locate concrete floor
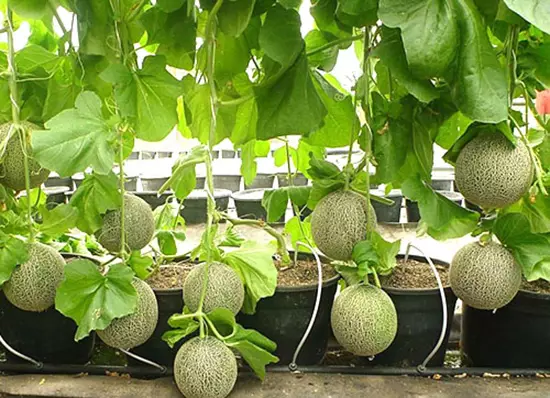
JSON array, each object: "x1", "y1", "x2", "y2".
[{"x1": 2, "y1": 373, "x2": 550, "y2": 398}]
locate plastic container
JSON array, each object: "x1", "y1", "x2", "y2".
[
  {"x1": 461, "y1": 289, "x2": 550, "y2": 368},
  {"x1": 73, "y1": 173, "x2": 138, "y2": 191},
  {"x1": 44, "y1": 172, "x2": 73, "y2": 189},
  {"x1": 44, "y1": 186, "x2": 70, "y2": 207},
  {"x1": 141, "y1": 176, "x2": 169, "y2": 192},
  {"x1": 245, "y1": 173, "x2": 275, "y2": 190},
  {"x1": 180, "y1": 189, "x2": 231, "y2": 224},
  {"x1": 406, "y1": 191, "x2": 463, "y2": 223},
  {"x1": 212, "y1": 175, "x2": 241, "y2": 192},
  {"x1": 134, "y1": 192, "x2": 172, "y2": 210},
  {"x1": 232, "y1": 189, "x2": 285, "y2": 223},
  {"x1": 370, "y1": 189, "x2": 403, "y2": 223},
  {"x1": 238, "y1": 252, "x2": 339, "y2": 365},
  {"x1": 277, "y1": 173, "x2": 308, "y2": 187}
]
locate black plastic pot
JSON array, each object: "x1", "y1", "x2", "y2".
[
  {"x1": 213, "y1": 174, "x2": 241, "y2": 192},
  {"x1": 0, "y1": 254, "x2": 96, "y2": 365},
  {"x1": 461, "y1": 288, "x2": 550, "y2": 368},
  {"x1": 44, "y1": 186, "x2": 70, "y2": 206},
  {"x1": 73, "y1": 173, "x2": 138, "y2": 191},
  {"x1": 141, "y1": 176, "x2": 169, "y2": 192},
  {"x1": 363, "y1": 254, "x2": 457, "y2": 367},
  {"x1": 406, "y1": 191, "x2": 463, "y2": 223},
  {"x1": 245, "y1": 173, "x2": 275, "y2": 190},
  {"x1": 132, "y1": 267, "x2": 189, "y2": 366},
  {"x1": 180, "y1": 189, "x2": 231, "y2": 224},
  {"x1": 221, "y1": 149, "x2": 236, "y2": 159},
  {"x1": 431, "y1": 175, "x2": 454, "y2": 191},
  {"x1": 277, "y1": 173, "x2": 308, "y2": 187},
  {"x1": 238, "y1": 253, "x2": 340, "y2": 365},
  {"x1": 157, "y1": 152, "x2": 172, "y2": 159},
  {"x1": 232, "y1": 189, "x2": 285, "y2": 223},
  {"x1": 44, "y1": 173, "x2": 73, "y2": 189},
  {"x1": 141, "y1": 151, "x2": 156, "y2": 160},
  {"x1": 134, "y1": 192, "x2": 172, "y2": 209},
  {"x1": 370, "y1": 189, "x2": 403, "y2": 223}
]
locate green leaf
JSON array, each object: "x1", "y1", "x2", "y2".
[
  {"x1": 15, "y1": 44, "x2": 59, "y2": 73},
  {"x1": 219, "y1": 0, "x2": 256, "y2": 37},
  {"x1": 310, "y1": 0, "x2": 353, "y2": 41},
  {"x1": 9, "y1": 0, "x2": 48, "y2": 18},
  {"x1": 261, "y1": 189, "x2": 288, "y2": 223},
  {"x1": 378, "y1": 0, "x2": 458, "y2": 78},
  {"x1": 43, "y1": 56, "x2": 83, "y2": 121},
  {"x1": 226, "y1": 334, "x2": 278, "y2": 380},
  {"x1": 306, "y1": 71, "x2": 359, "y2": 147},
  {"x1": 305, "y1": 30, "x2": 339, "y2": 71},
  {"x1": 154, "y1": 201, "x2": 186, "y2": 231},
  {"x1": 55, "y1": 261, "x2": 138, "y2": 341},
  {"x1": 0, "y1": 235, "x2": 28, "y2": 286},
  {"x1": 412, "y1": 117, "x2": 434, "y2": 182},
  {"x1": 435, "y1": 111, "x2": 473, "y2": 149},
  {"x1": 157, "y1": 230, "x2": 177, "y2": 256},
  {"x1": 503, "y1": 0, "x2": 550, "y2": 35},
  {"x1": 494, "y1": 213, "x2": 550, "y2": 281},
  {"x1": 351, "y1": 233, "x2": 400, "y2": 278},
  {"x1": 259, "y1": 4, "x2": 303, "y2": 67},
  {"x1": 39, "y1": 204, "x2": 78, "y2": 237},
  {"x1": 336, "y1": 0, "x2": 378, "y2": 27},
  {"x1": 505, "y1": 192, "x2": 550, "y2": 234},
  {"x1": 163, "y1": 309, "x2": 200, "y2": 348},
  {"x1": 255, "y1": 53, "x2": 327, "y2": 140},
  {"x1": 284, "y1": 216, "x2": 314, "y2": 252},
  {"x1": 449, "y1": 0, "x2": 508, "y2": 123},
  {"x1": 307, "y1": 154, "x2": 342, "y2": 180},
  {"x1": 307, "y1": 179, "x2": 345, "y2": 209},
  {"x1": 231, "y1": 98, "x2": 258, "y2": 145},
  {"x1": 32, "y1": 91, "x2": 116, "y2": 176},
  {"x1": 101, "y1": 56, "x2": 183, "y2": 141},
  {"x1": 239, "y1": 140, "x2": 258, "y2": 186},
  {"x1": 222, "y1": 241, "x2": 278, "y2": 314},
  {"x1": 401, "y1": 174, "x2": 479, "y2": 240},
  {"x1": 372, "y1": 28, "x2": 439, "y2": 103},
  {"x1": 69, "y1": 172, "x2": 122, "y2": 234},
  {"x1": 159, "y1": 146, "x2": 207, "y2": 199},
  {"x1": 128, "y1": 251, "x2": 155, "y2": 280},
  {"x1": 156, "y1": 0, "x2": 185, "y2": 12}
]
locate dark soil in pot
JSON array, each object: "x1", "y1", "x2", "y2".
[
  {"x1": 245, "y1": 173, "x2": 275, "y2": 189},
  {"x1": 134, "y1": 191, "x2": 172, "y2": 209},
  {"x1": 461, "y1": 279, "x2": 550, "y2": 368},
  {"x1": 238, "y1": 253, "x2": 339, "y2": 365},
  {"x1": 354, "y1": 255, "x2": 456, "y2": 367},
  {"x1": 132, "y1": 264, "x2": 194, "y2": 366},
  {"x1": 181, "y1": 189, "x2": 231, "y2": 224},
  {"x1": 232, "y1": 189, "x2": 285, "y2": 223},
  {"x1": 213, "y1": 174, "x2": 241, "y2": 192},
  {"x1": 406, "y1": 191, "x2": 463, "y2": 223},
  {"x1": 278, "y1": 173, "x2": 308, "y2": 187},
  {"x1": 0, "y1": 255, "x2": 96, "y2": 365},
  {"x1": 371, "y1": 189, "x2": 403, "y2": 223}
]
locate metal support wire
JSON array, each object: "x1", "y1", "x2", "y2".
[
  {"x1": 0, "y1": 333, "x2": 42, "y2": 368},
  {"x1": 404, "y1": 243, "x2": 448, "y2": 371},
  {"x1": 119, "y1": 349, "x2": 167, "y2": 373},
  {"x1": 289, "y1": 242, "x2": 323, "y2": 372}
]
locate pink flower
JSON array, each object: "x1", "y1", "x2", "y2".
[{"x1": 536, "y1": 90, "x2": 550, "y2": 115}]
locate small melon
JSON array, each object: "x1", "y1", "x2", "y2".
[
  {"x1": 3, "y1": 242, "x2": 64, "y2": 312},
  {"x1": 0, "y1": 121, "x2": 49, "y2": 191},
  {"x1": 455, "y1": 132, "x2": 533, "y2": 209},
  {"x1": 450, "y1": 241, "x2": 521, "y2": 310},
  {"x1": 331, "y1": 284, "x2": 397, "y2": 356},
  {"x1": 97, "y1": 278, "x2": 159, "y2": 349},
  {"x1": 97, "y1": 194, "x2": 155, "y2": 253},
  {"x1": 311, "y1": 190, "x2": 377, "y2": 261},
  {"x1": 174, "y1": 336, "x2": 237, "y2": 398},
  {"x1": 184, "y1": 262, "x2": 244, "y2": 315}
]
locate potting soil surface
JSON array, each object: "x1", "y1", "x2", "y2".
[
  {"x1": 380, "y1": 258, "x2": 449, "y2": 289},
  {"x1": 275, "y1": 258, "x2": 337, "y2": 287},
  {"x1": 145, "y1": 263, "x2": 194, "y2": 290},
  {"x1": 520, "y1": 279, "x2": 550, "y2": 295}
]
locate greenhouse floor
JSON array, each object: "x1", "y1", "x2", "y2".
[{"x1": 2, "y1": 373, "x2": 550, "y2": 397}]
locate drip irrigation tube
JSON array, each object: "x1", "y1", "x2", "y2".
[{"x1": 1, "y1": 362, "x2": 550, "y2": 378}]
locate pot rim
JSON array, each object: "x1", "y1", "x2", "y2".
[
  {"x1": 232, "y1": 188, "x2": 271, "y2": 201},
  {"x1": 517, "y1": 287, "x2": 550, "y2": 300}
]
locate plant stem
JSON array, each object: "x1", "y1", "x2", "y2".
[
  {"x1": 196, "y1": 0, "x2": 224, "y2": 337},
  {"x1": 506, "y1": 25, "x2": 520, "y2": 107},
  {"x1": 118, "y1": 131, "x2": 127, "y2": 262},
  {"x1": 361, "y1": 28, "x2": 373, "y2": 239},
  {"x1": 284, "y1": 140, "x2": 294, "y2": 186},
  {"x1": 306, "y1": 34, "x2": 363, "y2": 57},
  {"x1": 48, "y1": 0, "x2": 69, "y2": 55},
  {"x1": 372, "y1": 269, "x2": 381, "y2": 289}
]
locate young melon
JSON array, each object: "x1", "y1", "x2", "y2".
[
  {"x1": 3, "y1": 242, "x2": 64, "y2": 312},
  {"x1": 450, "y1": 241, "x2": 521, "y2": 310},
  {"x1": 0, "y1": 121, "x2": 49, "y2": 191},
  {"x1": 331, "y1": 284, "x2": 397, "y2": 356},
  {"x1": 97, "y1": 278, "x2": 158, "y2": 349},
  {"x1": 184, "y1": 262, "x2": 244, "y2": 315},
  {"x1": 455, "y1": 132, "x2": 533, "y2": 209},
  {"x1": 174, "y1": 336, "x2": 237, "y2": 398},
  {"x1": 311, "y1": 190, "x2": 377, "y2": 261},
  {"x1": 97, "y1": 194, "x2": 155, "y2": 253}
]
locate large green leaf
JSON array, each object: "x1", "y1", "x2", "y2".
[
  {"x1": 255, "y1": 53, "x2": 327, "y2": 140},
  {"x1": 219, "y1": 0, "x2": 256, "y2": 37},
  {"x1": 55, "y1": 261, "x2": 137, "y2": 341},
  {"x1": 32, "y1": 91, "x2": 116, "y2": 176},
  {"x1": 9, "y1": 0, "x2": 48, "y2": 18},
  {"x1": 0, "y1": 235, "x2": 28, "y2": 286},
  {"x1": 335, "y1": 0, "x2": 377, "y2": 27},
  {"x1": 372, "y1": 115, "x2": 412, "y2": 183},
  {"x1": 69, "y1": 172, "x2": 122, "y2": 234},
  {"x1": 262, "y1": 188, "x2": 289, "y2": 223},
  {"x1": 100, "y1": 56, "x2": 183, "y2": 142},
  {"x1": 505, "y1": 193, "x2": 550, "y2": 234},
  {"x1": 15, "y1": 44, "x2": 59, "y2": 73},
  {"x1": 222, "y1": 241, "x2": 277, "y2": 314},
  {"x1": 259, "y1": 4, "x2": 303, "y2": 67},
  {"x1": 372, "y1": 28, "x2": 439, "y2": 104},
  {"x1": 43, "y1": 56, "x2": 83, "y2": 122},
  {"x1": 402, "y1": 174, "x2": 479, "y2": 240},
  {"x1": 435, "y1": 111, "x2": 472, "y2": 149},
  {"x1": 39, "y1": 204, "x2": 79, "y2": 237},
  {"x1": 378, "y1": 0, "x2": 458, "y2": 78},
  {"x1": 305, "y1": 30, "x2": 339, "y2": 72},
  {"x1": 503, "y1": 0, "x2": 550, "y2": 34},
  {"x1": 494, "y1": 213, "x2": 550, "y2": 281},
  {"x1": 159, "y1": 146, "x2": 208, "y2": 199}
]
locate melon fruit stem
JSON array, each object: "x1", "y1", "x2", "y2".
[{"x1": 6, "y1": 8, "x2": 34, "y2": 242}]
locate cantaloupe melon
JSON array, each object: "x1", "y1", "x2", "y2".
[
  {"x1": 97, "y1": 278, "x2": 158, "y2": 349},
  {"x1": 455, "y1": 132, "x2": 533, "y2": 209},
  {"x1": 0, "y1": 121, "x2": 49, "y2": 191},
  {"x1": 97, "y1": 194, "x2": 155, "y2": 253},
  {"x1": 331, "y1": 284, "x2": 397, "y2": 356},
  {"x1": 184, "y1": 262, "x2": 244, "y2": 315},
  {"x1": 3, "y1": 242, "x2": 64, "y2": 312},
  {"x1": 174, "y1": 336, "x2": 237, "y2": 398},
  {"x1": 450, "y1": 241, "x2": 521, "y2": 310},
  {"x1": 311, "y1": 190, "x2": 377, "y2": 261}
]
